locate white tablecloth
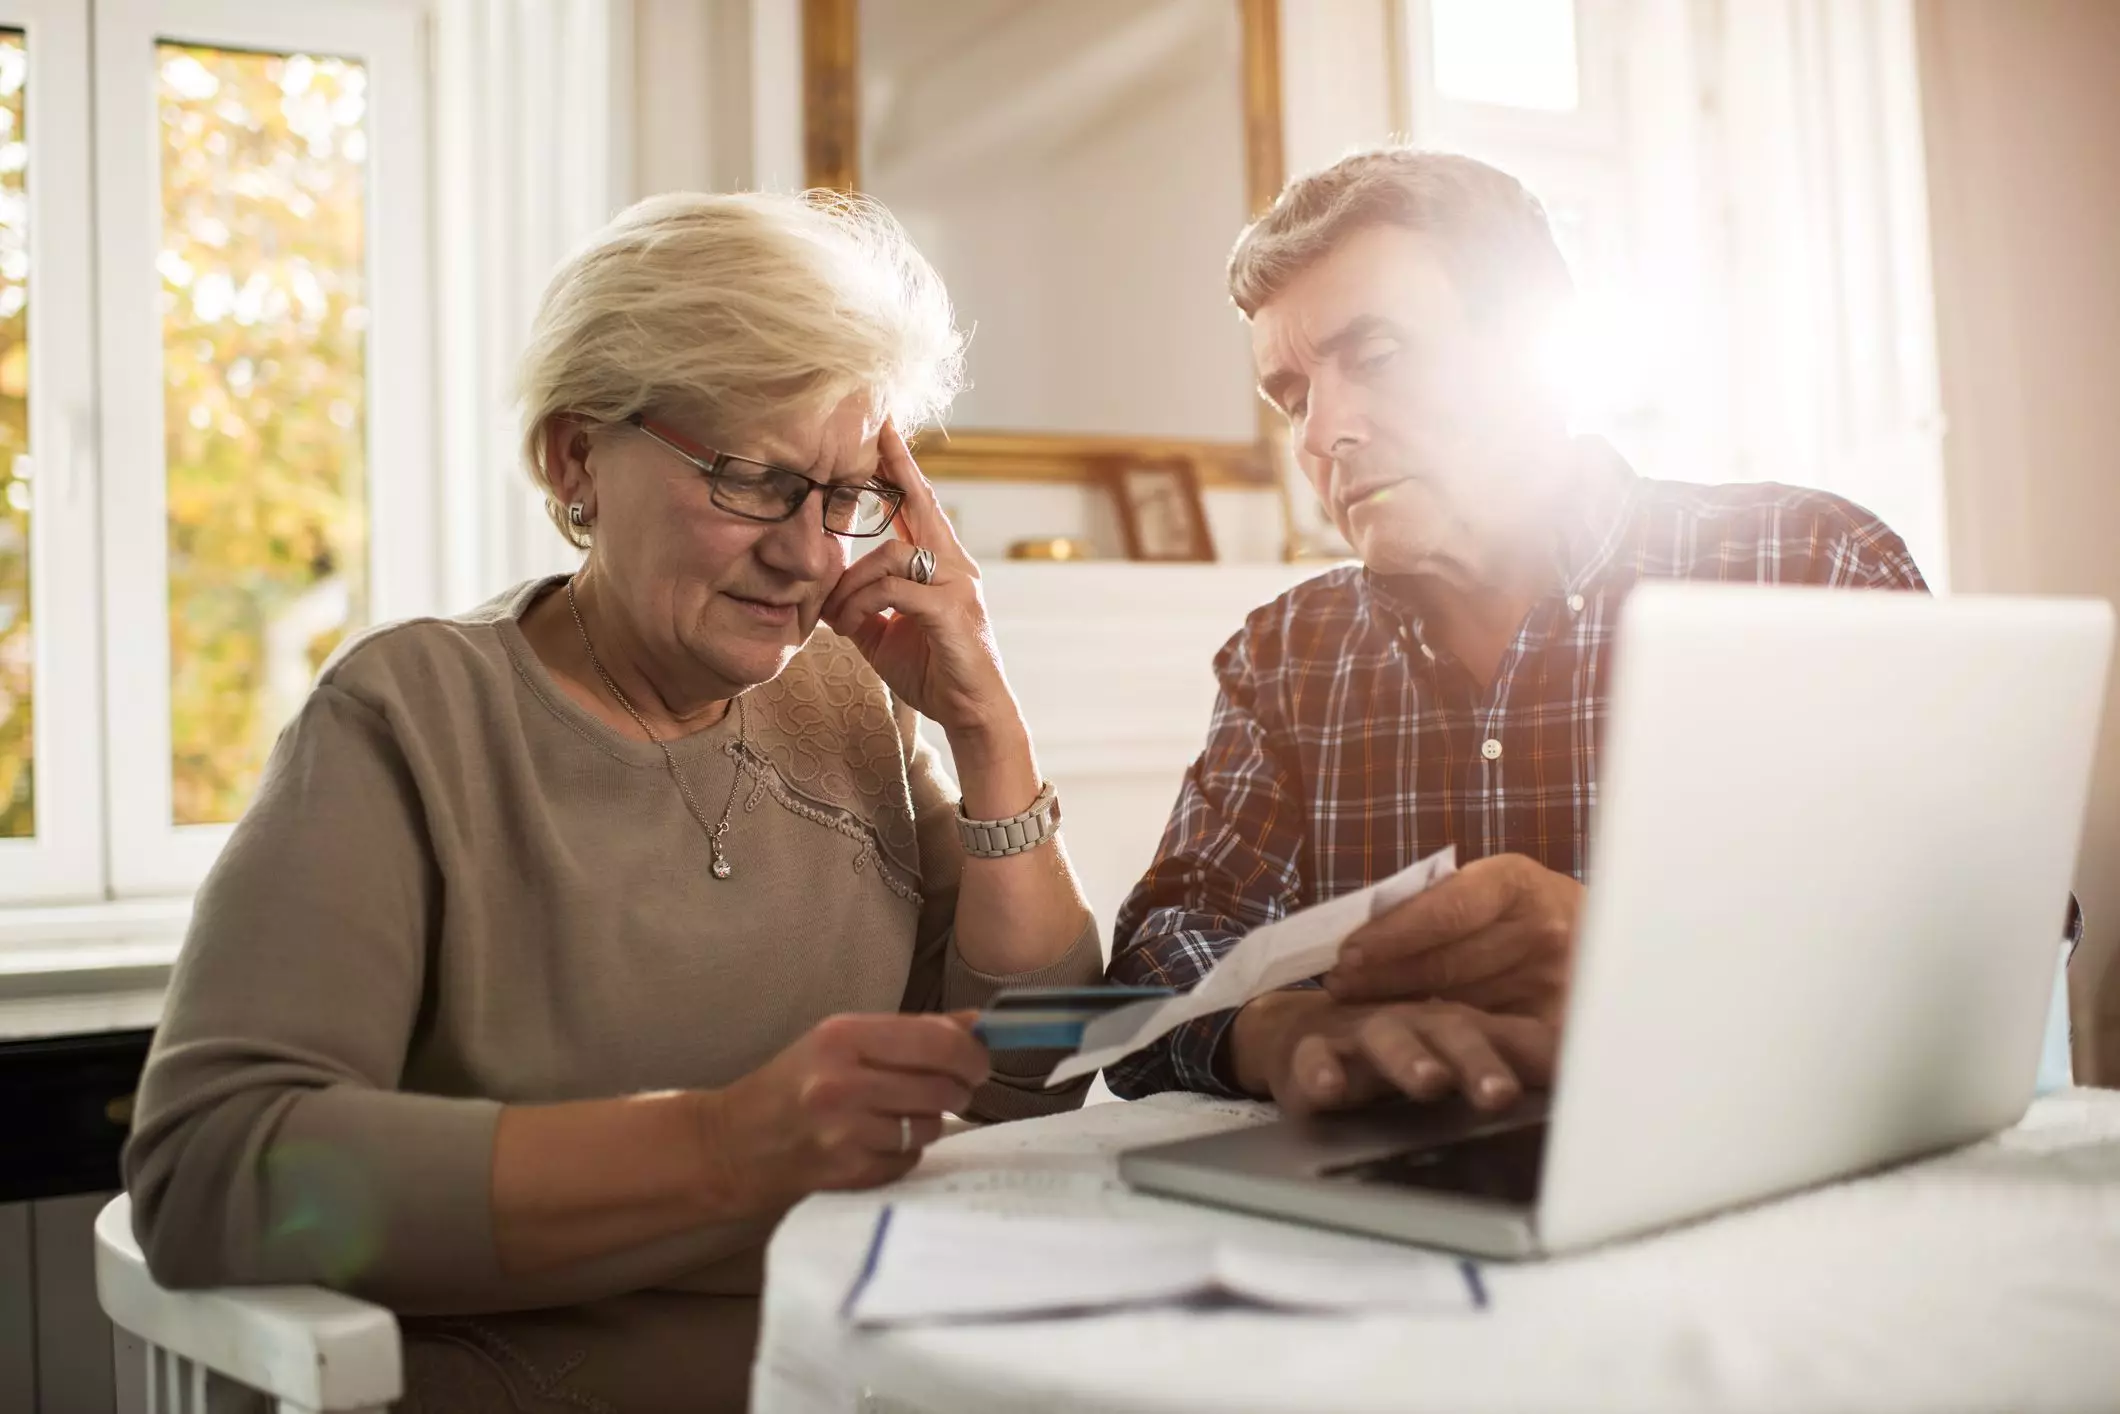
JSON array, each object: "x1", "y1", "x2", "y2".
[{"x1": 753, "y1": 1089, "x2": 2120, "y2": 1414}]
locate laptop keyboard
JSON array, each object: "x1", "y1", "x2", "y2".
[{"x1": 1325, "y1": 1122, "x2": 1547, "y2": 1206}]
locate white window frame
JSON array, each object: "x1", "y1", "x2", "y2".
[
  {"x1": 1402, "y1": 0, "x2": 1629, "y2": 157},
  {"x1": 1395, "y1": 0, "x2": 1680, "y2": 450},
  {"x1": 95, "y1": 0, "x2": 437, "y2": 896},
  {"x1": 0, "y1": 0, "x2": 105, "y2": 906}
]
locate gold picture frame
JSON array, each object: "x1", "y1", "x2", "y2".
[
  {"x1": 802, "y1": 0, "x2": 1287, "y2": 491},
  {"x1": 1102, "y1": 457, "x2": 1218, "y2": 562}
]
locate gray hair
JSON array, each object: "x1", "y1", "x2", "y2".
[
  {"x1": 518, "y1": 190, "x2": 966, "y2": 547},
  {"x1": 1228, "y1": 147, "x2": 1574, "y2": 325}
]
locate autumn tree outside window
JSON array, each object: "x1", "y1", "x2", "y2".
[{"x1": 0, "y1": 0, "x2": 436, "y2": 909}]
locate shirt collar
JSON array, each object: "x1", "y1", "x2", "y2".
[{"x1": 1554, "y1": 436, "x2": 1641, "y2": 591}]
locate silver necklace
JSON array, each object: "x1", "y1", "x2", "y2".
[{"x1": 566, "y1": 578, "x2": 746, "y2": 880}]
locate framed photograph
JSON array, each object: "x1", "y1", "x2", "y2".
[
  {"x1": 1103, "y1": 459, "x2": 1217, "y2": 563},
  {"x1": 1268, "y1": 431, "x2": 1353, "y2": 562}
]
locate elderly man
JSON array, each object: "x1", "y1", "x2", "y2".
[{"x1": 1104, "y1": 146, "x2": 1969, "y2": 1113}]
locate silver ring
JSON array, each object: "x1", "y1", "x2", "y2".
[
  {"x1": 898, "y1": 1116, "x2": 913, "y2": 1153},
  {"x1": 907, "y1": 546, "x2": 936, "y2": 586}
]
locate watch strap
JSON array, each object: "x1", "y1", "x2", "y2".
[{"x1": 956, "y1": 780, "x2": 1062, "y2": 858}]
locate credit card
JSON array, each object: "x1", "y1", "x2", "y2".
[{"x1": 971, "y1": 985, "x2": 1173, "y2": 1052}]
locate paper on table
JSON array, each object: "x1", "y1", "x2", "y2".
[
  {"x1": 843, "y1": 1204, "x2": 1476, "y2": 1327},
  {"x1": 1043, "y1": 846, "x2": 1458, "y2": 1086}
]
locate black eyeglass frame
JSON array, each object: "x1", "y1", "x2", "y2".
[{"x1": 624, "y1": 414, "x2": 906, "y2": 538}]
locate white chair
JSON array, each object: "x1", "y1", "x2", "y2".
[{"x1": 92, "y1": 1194, "x2": 402, "y2": 1414}]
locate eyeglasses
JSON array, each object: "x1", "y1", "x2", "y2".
[{"x1": 626, "y1": 415, "x2": 906, "y2": 538}]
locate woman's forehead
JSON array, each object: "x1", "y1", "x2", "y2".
[{"x1": 748, "y1": 394, "x2": 885, "y2": 477}]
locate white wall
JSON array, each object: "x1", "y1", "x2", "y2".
[
  {"x1": 630, "y1": 0, "x2": 761, "y2": 194},
  {"x1": 628, "y1": 0, "x2": 1410, "y2": 564},
  {"x1": 926, "y1": 562, "x2": 1324, "y2": 939},
  {"x1": 1916, "y1": 0, "x2": 2120, "y2": 1081}
]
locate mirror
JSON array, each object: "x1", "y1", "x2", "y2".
[{"x1": 804, "y1": 0, "x2": 1284, "y2": 486}]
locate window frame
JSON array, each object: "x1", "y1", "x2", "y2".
[
  {"x1": 1400, "y1": 0, "x2": 1628, "y2": 158},
  {"x1": 1396, "y1": 0, "x2": 1676, "y2": 456},
  {"x1": 0, "y1": 0, "x2": 106, "y2": 907},
  {"x1": 94, "y1": 0, "x2": 437, "y2": 897}
]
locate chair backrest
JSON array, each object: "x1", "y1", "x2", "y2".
[{"x1": 94, "y1": 1195, "x2": 401, "y2": 1413}]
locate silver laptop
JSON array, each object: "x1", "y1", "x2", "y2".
[{"x1": 1120, "y1": 584, "x2": 2113, "y2": 1258}]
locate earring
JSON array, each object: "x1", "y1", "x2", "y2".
[{"x1": 567, "y1": 502, "x2": 588, "y2": 529}]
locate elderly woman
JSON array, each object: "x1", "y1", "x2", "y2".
[{"x1": 122, "y1": 191, "x2": 1101, "y2": 1412}]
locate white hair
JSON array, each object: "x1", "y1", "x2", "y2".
[{"x1": 518, "y1": 189, "x2": 966, "y2": 547}]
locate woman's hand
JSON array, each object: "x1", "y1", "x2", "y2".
[
  {"x1": 696, "y1": 1011, "x2": 990, "y2": 1218},
  {"x1": 821, "y1": 423, "x2": 1021, "y2": 741}
]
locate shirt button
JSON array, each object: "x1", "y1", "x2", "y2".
[
  {"x1": 1481, "y1": 738, "x2": 1503, "y2": 761},
  {"x1": 1567, "y1": 593, "x2": 1585, "y2": 613}
]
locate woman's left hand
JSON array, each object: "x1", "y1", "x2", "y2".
[{"x1": 821, "y1": 423, "x2": 1020, "y2": 739}]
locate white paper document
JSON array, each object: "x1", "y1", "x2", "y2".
[
  {"x1": 842, "y1": 1204, "x2": 1478, "y2": 1327},
  {"x1": 1043, "y1": 847, "x2": 1459, "y2": 1086}
]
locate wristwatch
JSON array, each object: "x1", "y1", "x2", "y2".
[{"x1": 957, "y1": 781, "x2": 1062, "y2": 858}]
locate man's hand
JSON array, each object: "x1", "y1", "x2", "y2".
[
  {"x1": 1227, "y1": 990, "x2": 1557, "y2": 1115},
  {"x1": 1325, "y1": 853, "x2": 1583, "y2": 1025}
]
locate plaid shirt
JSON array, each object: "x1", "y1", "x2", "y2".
[{"x1": 1105, "y1": 441, "x2": 1967, "y2": 1099}]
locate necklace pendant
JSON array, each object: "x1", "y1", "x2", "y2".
[{"x1": 711, "y1": 849, "x2": 733, "y2": 880}]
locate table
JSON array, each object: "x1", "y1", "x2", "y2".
[{"x1": 754, "y1": 1089, "x2": 2120, "y2": 1413}]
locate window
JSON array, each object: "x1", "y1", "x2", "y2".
[
  {"x1": 1398, "y1": 0, "x2": 1641, "y2": 460},
  {"x1": 0, "y1": 29, "x2": 34, "y2": 842},
  {"x1": 156, "y1": 42, "x2": 374, "y2": 826},
  {"x1": 1396, "y1": 0, "x2": 1950, "y2": 582},
  {"x1": 0, "y1": 0, "x2": 100, "y2": 906},
  {"x1": 1430, "y1": 0, "x2": 1580, "y2": 112},
  {"x1": 0, "y1": 0, "x2": 433, "y2": 910}
]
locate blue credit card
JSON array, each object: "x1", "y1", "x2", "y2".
[
  {"x1": 972, "y1": 1017, "x2": 1104, "y2": 1050},
  {"x1": 971, "y1": 985, "x2": 1173, "y2": 1052}
]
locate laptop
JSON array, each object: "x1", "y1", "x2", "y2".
[{"x1": 1119, "y1": 583, "x2": 2113, "y2": 1258}]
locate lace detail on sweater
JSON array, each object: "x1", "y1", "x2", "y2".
[{"x1": 741, "y1": 630, "x2": 924, "y2": 901}]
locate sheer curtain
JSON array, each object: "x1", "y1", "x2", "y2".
[
  {"x1": 433, "y1": 0, "x2": 636, "y2": 604},
  {"x1": 1399, "y1": 0, "x2": 1950, "y2": 583},
  {"x1": 1705, "y1": 0, "x2": 1949, "y2": 585}
]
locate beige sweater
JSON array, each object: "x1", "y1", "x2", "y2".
[{"x1": 124, "y1": 577, "x2": 1098, "y2": 1402}]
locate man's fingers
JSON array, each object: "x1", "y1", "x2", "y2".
[
  {"x1": 1414, "y1": 1010, "x2": 1522, "y2": 1110},
  {"x1": 1327, "y1": 923, "x2": 1525, "y2": 1004},
  {"x1": 1476, "y1": 1012, "x2": 1561, "y2": 1089},
  {"x1": 1430, "y1": 968, "x2": 1542, "y2": 1014},
  {"x1": 1354, "y1": 1012, "x2": 1453, "y2": 1100},
  {"x1": 1283, "y1": 1033, "x2": 1349, "y2": 1112},
  {"x1": 1333, "y1": 859, "x2": 1527, "y2": 986}
]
